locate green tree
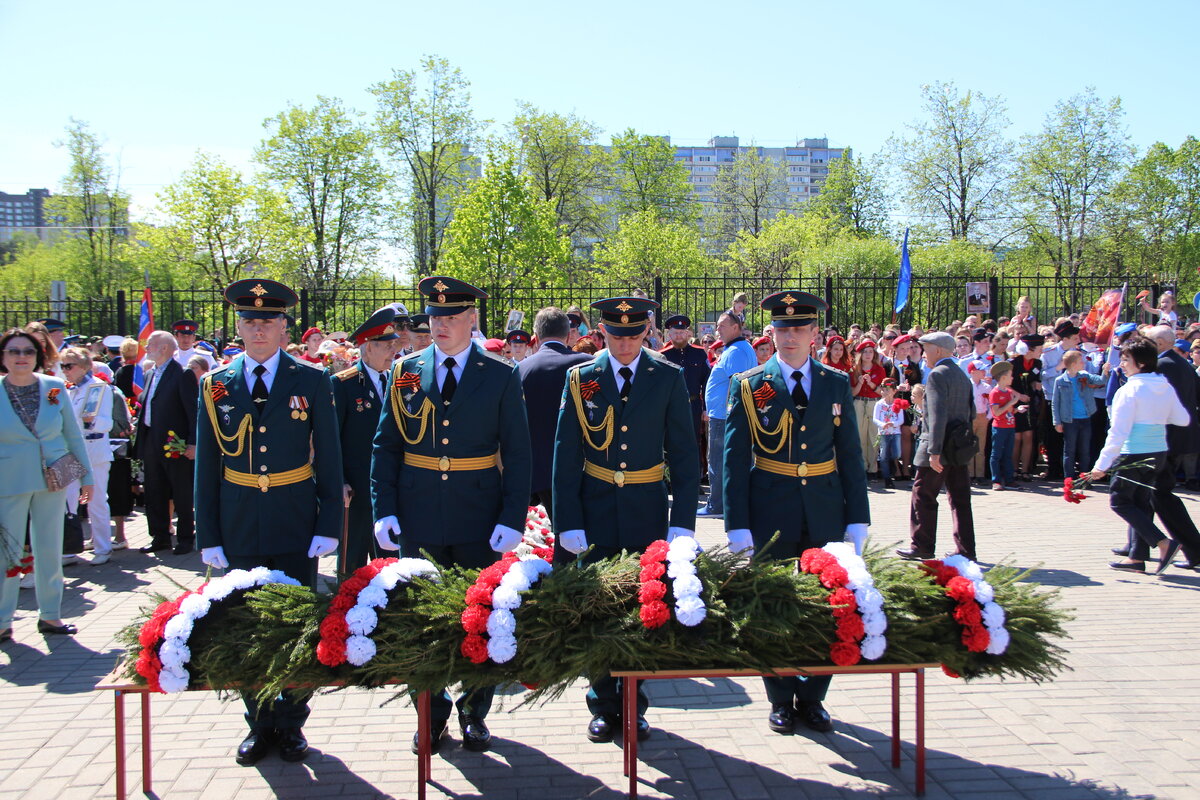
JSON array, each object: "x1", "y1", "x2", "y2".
[
  {"x1": 707, "y1": 147, "x2": 792, "y2": 242},
  {"x1": 723, "y1": 212, "x2": 838, "y2": 285},
  {"x1": 255, "y1": 96, "x2": 385, "y2": 292},
  {"x1": 890, "y1": 82, "x2": 1013, "y2": 242},
  {"x1": 440, "y1": 158, "x2": 570, "y2": 292},
  {"x1": 371, "y1": 56, "x2": 486, "y2": 276},
  {"x1": 594, "y1": 210, "x2": 710, "y2": 290},
  {"x1": 808, "y1": 150, "x2": 890, "y2": 237},
  {"x1": 609, "y1": 130, "x2": 696, "y2": 224},
  {"x1": 1015, "y1": 88, "x2": 1132, "y2": 308}
]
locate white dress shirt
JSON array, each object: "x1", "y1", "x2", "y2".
[
  {"x1": 777, "y1": 355, "x2": 813, "y2": 398},
  {"x1": 432, "y1": 342, "x2": 472, "y2": 393},
  {"x1": 243, "y1": 349, "x2": 283, "y2": 393},
  {"x1": 363, "y1": 363, "x2": 389, "y2": 398},
  {"x1": 611, "y1": 351, "x2": 642, "y2": 393}
]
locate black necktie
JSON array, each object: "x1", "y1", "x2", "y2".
[
  {"x1": 791, "y1": 370, "x2": 808, "y2": 413},
  {"x1": 379, "y1": 371, "x2": 387, "y2": 400},
  {"x1": 252, "y1": 364, "x2": 269, "y2": 414},
  {"x1": 441, "y1": 358, "x2": 457, "y2": 405},
  {"x1": 619, "y1": 366, "x2": 633, "y2": 400}
]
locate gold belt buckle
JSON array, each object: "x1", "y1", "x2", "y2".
[
  {"x1": 438, "y1": 456, "x2": 451, "y2": 472},
  {"x1": 796, "y1": 462, "x2": 809, "y2": 477},
  {"x1": 257, "y1": 474, "x2": 270, "y2": 492},
  {"x1": 613, "y1": 470, "x2": 626, "y2": 487}
]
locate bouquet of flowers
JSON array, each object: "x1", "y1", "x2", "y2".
[{"x1": 162, "y1": 431, "x2": 187, "y2": 459}]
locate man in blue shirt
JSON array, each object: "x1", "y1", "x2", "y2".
[{"x1": 698, "y1": 313, "x2": 757, "y2": 517}]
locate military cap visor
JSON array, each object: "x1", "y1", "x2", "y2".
[
  {"x1": 409, "y1": 314, "x2": 431, "y2": 333},
  {"x1": 351, "y1": 307, "x2": 402, "y2": 346},
  {"x1": 664, "y1": 314, "x2": 691, "y2": 330},
  {"x1": 761, "y1": 290, "x2": 827, "y2": 327},
  {"x1": 224, "y1": 279, "x2": 299, "y2": 319},
  {"x1": 419, "y1": 276, "x2": 488, "y2": 317},
  {"x1": 172, "y1": 320, "x2": 199, "y2": 333},
  {"x1": 505, "y1": 329, "x2": 531, "y2": 344},
  {"x1": 592, "y1": 296, "x2": 659, "y2": 336},
  {"x1": 35, "y1": 318, "x2": 66, "y2": 331},
  {"x1": 102, "y1": 334, "x2": 124, "y2": 349}
]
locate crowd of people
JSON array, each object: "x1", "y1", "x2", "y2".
[{"x1": 1, "y1": 279, "x2": 1197, "y2": 763}]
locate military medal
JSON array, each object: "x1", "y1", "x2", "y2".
[
  {"x1": 356, "y1": 397, "x2": 365, "y2": 413},
  {"x1": 832, "y1": 402, "x2": 842, "y2": 426}
]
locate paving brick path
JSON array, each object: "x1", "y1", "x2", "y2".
[{"x1": 2, "y1": 480, "x2": 1196, "y2": 799}]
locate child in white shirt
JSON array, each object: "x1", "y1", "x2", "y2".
[{"x1": 873, "y1": 379, "x2": 905, "y2": 489}]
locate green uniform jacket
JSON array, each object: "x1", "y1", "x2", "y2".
[
  {"x1": 552, "y1": 348, "x2": 699, "y2": 548},
  {"x1": 332, "y1": 361, "x2": 388, "y2": 569},
  {"x1": 195, "y1": 351, "x2": 344, "y2": 556},
  {"x1": 370, "y1": 343, "x2": 531, "y2": 545},
  {"x1": 724, "y1": 355, "x2": 869, "y2": 546}
]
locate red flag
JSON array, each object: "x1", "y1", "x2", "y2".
[
  {"x1": 1080, "y1": 285, "x2": 1125, "y2": 348},
  {"x1": 132, "y1": 287, "x2": 155, "y2": 396}
]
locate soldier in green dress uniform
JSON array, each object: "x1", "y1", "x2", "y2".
[
  {"x1": 331, "y1": 306, "x2": 400, "y2": 573},
  {"x1": 553, "y1": 296, "x2": 700, "y2": 744},
  {"x1": 195, "y1": 278, "x2": 344, "y2": 765},
  {"x1": 723, "y1": 290, "x2": 870, "y2": 735},
  {"x1": 371, "y1": 276, "x2": 532, "y2": 755}
]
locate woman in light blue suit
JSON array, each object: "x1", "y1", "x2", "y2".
[{"x1": 0, "y1": 329, "x2": 94, "y2": 642}]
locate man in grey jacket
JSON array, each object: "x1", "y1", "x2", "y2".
[{"x1": 898, "y1": 332, "x2": 977, "y2": 561}]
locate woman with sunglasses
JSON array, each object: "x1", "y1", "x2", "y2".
[
  {"x1": 60, "y1": 347, "x2": 116, "y2": 566},
  {"x1": 0, "y1": 329, "x2": 94, "y2": 642}
]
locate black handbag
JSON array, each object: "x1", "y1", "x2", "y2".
[
  {"x1": 62, "y1": 509, "x2": 85, "y2": 555},
  {"x1": 941, "y1": 418, "x2": 980, "y2": 467}
]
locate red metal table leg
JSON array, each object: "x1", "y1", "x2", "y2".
[
  {"x1": 891, "y1": 672, "x2": 901, "y2": 767},
  {"x1": 114, "y1": 690, "x2": 126, "y2": 800},
  {"x1": 141, "y1": 692, "x2": 152, "y2": 795},
  {"x1": 915, "y1": 668, "x2": 925, "y2": 796},
  {"x1": 625, "y1": 677, "x2": 638, "y2": 798},
  {"x1": 417, "y1": 690, "x2": 431, "y2": 800}
]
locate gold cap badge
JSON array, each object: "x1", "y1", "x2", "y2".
[
  {"x1": 250, "y1": 283, "x2": 268, "y2": 297},
  {"x1": 433, "y1": 280, "x2": 449, "y2": 292},
  {"x1": 615, "y1": 301, "x2": 633, "y2": 312},
  {"x1": 781, "y1": 294, "x2": 797, "y2": 304}
]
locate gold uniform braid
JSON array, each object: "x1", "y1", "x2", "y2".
[
  {"x1": 389, "y1": 367, "x2": 436, "y2": 446},
  {"x1": 740, "y1": 377, "x2": 792, "y2": 455},
  {"x1": 569, "y1": 368, "x2": 614, "y2": 452},
  {"x1": 202, "y1": 375, "x2": 252, "y2": 458}
]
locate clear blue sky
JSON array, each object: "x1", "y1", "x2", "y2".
[{"x1": 2, "y1": 0, "x2": 1196, "y2": 213}]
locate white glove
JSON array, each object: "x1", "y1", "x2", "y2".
[
  {"x1": 560, "y1": 529, "x2": 588, "y2": 554},
  {"x1": 489, "y1": 524, "x2": 522, "y2": 553},
  {"x1": 373, "y1": 516, "x2": 401, "y2": 551},
  {"x1": 307, "y1": 536, "x2": 338, "y2": 558},
  {"x1": 844, "y1": 523, "x2": 869, "y2": 555},
  {"x1": 727, "y1": 529, "x2": 754, "y2": 558},
  {"x1": 667, "y1": 527, "x2": 693, "y2": 543},
  {"x1": 201, "y1": 546, "x2": 229, "y2": 570}
]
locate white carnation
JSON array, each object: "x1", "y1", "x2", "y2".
[
  {"x1": 512, "y1": 543, "x2": 534, "y2": 559},
  {"x1": 247, "y1": 566, "x2": 272, "y2": 585},
  {"x1": 345, "y1": 605, "x2": 378, "y2": 636},
  {"x1": 674, "y1": 594, "x2": 707, "y2": 627},
  {"x1": 500, "y1": 569, "x2": 532, "y2": 592},
  {"x1": 267, "y1": 570, "x2": 300, "y2": 586},
  {"x1": 487, "y1": 634, "x2": 517, "y2": 663},
  {"x1": 862, "y1": 610, "x2": 888, "y2": 636},
  {"x1": 981, "y1": 602, "x2": 1006, "y2": 628},
  {"x1": 523, "y1": 558, "x2": 552, "y2": 577},
  {"x1": 845, "y1": 566, "x2": 872, "y2": 590},
  {"x1": 822, "y1": 542, "x2": 854, "y2": 561},
  {"x1": 854, "y1": 587, "x2": 884, "y2": 611},
  {"x1": 345, "y1": 635, "x2": 377, "y2": 666},
  {"x1": 942, "y1": 554, "x2": 969, "y2": 572},
  {"x1": 179, "y1": 594, "x2": 211, "y2": 621},
  {"x1": 158, "y1": 669, "x2": 190, "y2": 693},
  {"x1": 357, "y1": 585, "x2": 388, "y2": 609},
  {"x1": 163, "y1": 614, "x2": 194, "y2": 641},
  {"x1": 667, "y1": 536, "x2": 700, "y2": 559},
  {"x1": 225, "y1": 569, "x2": 256, "y2": 591},
  {"x1": 860, "y1": 634, "x2": 887, "y2": 661},
  {"x1": 202, "y1": 579, "x2": 234, "y2": 602},
  {"x1": 492, "y1": 585, "x2": 521, "y2": 610},
  {"x1": 672, "y1": 574, "x2": 703, "y2": 598},
  {"x1": 974, "y1": 581, "x2": 995, "y2": 604},
  {"x1": 377, "y1": 567, "x2": 402, "y2": 591},
  {"x1": 158, "y1": 638, "x2": 191, "y2": 667},
  {"x1": 486, "y1": 608, "x2": 517, "y2": 637},
  {"x1": 666, "y1": 559, "x2": 696, "y2": 579},
  {"x1": 985, "y1": 626, "x2": 1010, "y2": 655},
  {"x1": 960, "y1": 562, "x2": 984, "y2": 583}
]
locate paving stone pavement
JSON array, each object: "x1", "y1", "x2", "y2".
[{"x1": 2, "y1": 479, "x2": 1198, "y2": 800}]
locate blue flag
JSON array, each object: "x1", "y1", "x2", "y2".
[{"x1": 894, "y1": 228, "x2": 912, "y2": 315}]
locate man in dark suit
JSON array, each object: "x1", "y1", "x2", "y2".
[
  {"x1": 372, "y1": 276, "x2": 532, "y2": 755},
  {"x1": 134, "y1": 330, "x2": 199, "y2": 555},
  {"x1": 195, "y1": 279, "x2": 344, "y2": 766},
  {"x1": 553, "y1": 296, "x2": 700, "y2": 744},
  {"x1": 899, "y1": 331, "x2": 977, "y2": 561},
  {"x1": 724, "y1": 290, "x2": 869, "y2": 735},
  {"x1": 517, "y1": 307, "x2": 592, "y2": 519},
  {"x1": 659, "y1": 314, "x2": 711, "y2": 482},
  {"x1": 1139, "y1": 325, "x2": 1200, "y2": 569},
  {"x1": 332, "y1": 306, "x2": 400, "y2": 573}
]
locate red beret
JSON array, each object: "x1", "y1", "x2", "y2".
[
  {"x1": 752, "y1": 336, "x2": 772, "y2": 348},
  {"x1": 892, "y1": 334, "x2": 912, "y2": 347},
  {"x1": 301, "y1": 327, "x2": 322, "y2": 343},
  {"x1": 854, "y1": 339, "x2": 877, "y2": 352},
  {"x1": 484, "y1": 338, "x2": 505, "y2": 353}
]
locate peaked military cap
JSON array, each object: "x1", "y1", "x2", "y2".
[
  {"x1": 591, "y1": 296, "x2": 659, "y2": 336},
  {"x1": 351, "y1": 306, "x2": 401, "y2": 346},
  {"x1": 223, "y1": 279, "x2": 299, "y2": 319},
  {"x1": 418, "y1": 276, "x2": 488, "y2": 317},
  {"x1": 194, "y1": 340, "x2": 216, "y2": 353},
  {"x1": 1020, "y1": 333, "x2": 1045, "y2": 347},
  {"x1": 566, "y1": 312, "x2": 584, "y2": 329},
  {"x1": 409, "y1": 314, "x2": 430, "y2": 333},
  {"x1": 664, "y1": 314, "x2": 691, "y2": 330},
  {"x1": 172, "y1": 319, "x2": 199, "y2": 333},
  {"x1": 34, "y1": 318, "x2": 66, "y2": 332},
  {"x1": 390, "y1": 302, "x2": 410, "y2": 324},
  {"x1": 102, "y1": 334, "x2": 124, "y2": 349},
  {"x1": 505, "y1": 329, "x2": 531, "y2": 345},
  {"x1": 761, "y1": 290, "x2": 827, "y2": 327}
]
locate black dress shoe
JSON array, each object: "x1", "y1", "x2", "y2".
[
  {"x1": 586, "y1": 714, "x2": 615, "y2": 743},
  {"x1": 1175, "y1": 559, "x2": 1199, "y2": 571},
  {"x1": 1111, "y1": 546, "x2": 1131, "y2": 557},
  {"x1": 139, "y1": 543, "x2": 171, "y2": 554},
  {"x1": 895, "y1": 548, "x2": 934, "y2": 561},
  {"x1": 768, "y1": 704, "x2": 795, "y2": 734},
  {"x1": 277, "y1": 728, "x2": 308, "y2": 762},
  {"x1": 410, "y1": 721, "x2": 448, "y2": 755},
  {"x1": 173, "y1": 542, "x2": 194, "y2": 556},
  {"x1": 0, "y1": 628, "x2": 11, "y2": 643},
  {"x1": 459, "y1": 713, "x2": 491, "y2": 752},
  {"x1": 1155, "y1": 541, "x2": 1182, "y2": 575},
  {"x1": 1109, "y1": 561, "x2": 1146, "y2": 573},
  {"x1": 37, "y1": 620, "x2": 78, "y2": 635},
  {"x1": 636, "y1": 716, "x2": 651, "y2": 741},
  {"x1": 235, "y1": 730, "x2": 276, "y2": 766},
  {"x1": 798, "y1": 701, "x2": 834, "y2": 733}
]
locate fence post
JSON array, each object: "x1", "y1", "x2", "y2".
[
  {"x1": 988, "y1": 277, "x2": 999, "y2": 321},
  {"x1": 300, "y1": 289, "x2": 309, "y2": 333},
  {"x1": 653, "y1": 276, "x2": 663, "y2": 310},
  {"x1": 479, "y1": 289, "x2": 489, "y2": 338},
  {"x1": 824, "y1": 276, "x2": 834, "y2": 328},
  {"x1": 116, "y1": 290, "x2": 127, "y2": 336}
]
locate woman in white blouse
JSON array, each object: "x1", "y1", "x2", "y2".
[{"x1": 60, "y1": 348, "x2": 115, "y2": 565}]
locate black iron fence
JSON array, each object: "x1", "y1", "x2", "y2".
[{"x1": 1, "y1": 274, "x2": 1174, "y2": 343}]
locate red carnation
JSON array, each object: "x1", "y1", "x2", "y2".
[
  {"x1": 465, "y1": 584, "x2": 494, "y2": 606},
  {"x1": 835, "y1": 614, "x2": 865, "y2": 642},
  {"x1": 639, "y1": 600, "x2": 670, "y2": 629},
  {"x1": 962, "y1": 624, "x2": 990, "y2": 653},
  {"x1": 641, "y1": 541, "x2": 669, "y2": 564},
  {"x1": 941, "y1": 664, "x2": 960, "y2": 678},
  {"x1": 953, "y1": 602, "x2": 983, "y2": 627},
  {"x1": 639, "y1": 562, "x2": 666, "y2": 582},
  {"x1": 533, "y1": 547, "x2": 554, "y2": 562},
  {"x1": 461, "y1": 634, "x2": 489, "y2": 664},
  {"x1": 828, "y1": 588, "x2": 858, "y2": 618},
  {"x1": 477, "y1": 565, "x2": 506, "y2": 588},
  {"x1": 135, "y1": 648, "x2": 162, "y2": 680},
  {"x1": 316, "y1": 638, "x2": 347, "y2": 667},
  {"x1": 352, "y1": 564, "x2": 377, "y2": 582},
  {"x1": 319, "y1": 613, "x2": 350, "y2": 641},
  {"x1": 945, "y1": 576, "x2": 976, "y2": 603},
  {"x1": 801, "y1": 548, "x2": 833, "y2": 572},
  {"x1": 819, "y1": 563, "x2": 850, "y2": 589},
  {"x1": 369, "y1": 557, "x2": 396, "y2": 571},
  {"x1": 460, "y1": 604, "x2": 491, "y2": 635},
  {"x1": 501, "y1": 552, "x2": 519, "y2": 565},
  {"x1": 138, "y1": 616, "x2": 168, "y2": 648},
  {"x1": 638, "y1": 580, "x2": 667, "y2": 604},
  {"x1": 936, "y1": 566, "x2": 959, "y2": 586},
  {"x1": 342, "y1": 575, "x2": 370, "y2": 595},
  {"x1": 330, "y1": 593, "x2": 356, "y2": 613},
  {"x1": 922, "y1": 559, "x2": 944, "y2": 572},
  {"x1": 830, "y1": 641, "x2": 862, "y2": 666}
]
